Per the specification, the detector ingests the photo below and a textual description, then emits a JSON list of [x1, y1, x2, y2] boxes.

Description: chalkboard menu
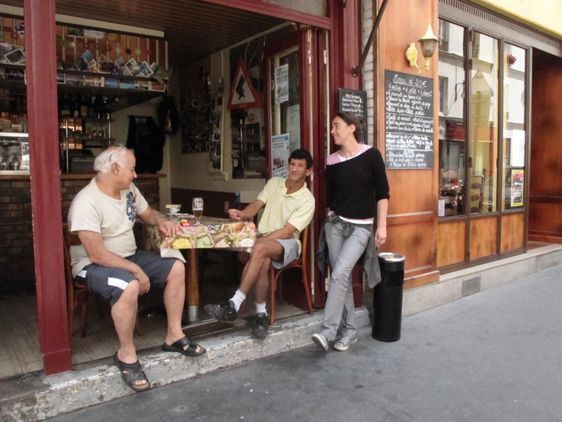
[[385, 70, 434, 169], [337, 88, 368, 144]]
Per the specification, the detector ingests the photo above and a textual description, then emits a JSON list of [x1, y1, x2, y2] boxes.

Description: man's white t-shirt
[[68, 178, 149, 277]]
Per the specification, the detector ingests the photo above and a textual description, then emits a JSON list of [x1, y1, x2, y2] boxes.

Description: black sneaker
[[251, 313, 269, 339], [204, 300, 238, 321]]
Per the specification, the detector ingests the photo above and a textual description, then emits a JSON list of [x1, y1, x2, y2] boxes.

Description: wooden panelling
[[385, 219, 436, 277], [529, 50, 562, 243], [437, 220, 466, 267], [469, 216, 498, 260], [529, 202, 562, 238], [405, 270, 440, 289], [386, 170, 436, 214], [375, 0, 439, 288], [500, 213, 525, 253]]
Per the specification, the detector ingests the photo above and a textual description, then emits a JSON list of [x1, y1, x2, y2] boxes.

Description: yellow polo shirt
[[257, 177, 315, 252]]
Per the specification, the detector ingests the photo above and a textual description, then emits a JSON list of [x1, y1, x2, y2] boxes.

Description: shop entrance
[[0, 1, 330, 378]]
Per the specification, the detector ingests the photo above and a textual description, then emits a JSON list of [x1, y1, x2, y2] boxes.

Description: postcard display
[[0, 15, 168, 92]]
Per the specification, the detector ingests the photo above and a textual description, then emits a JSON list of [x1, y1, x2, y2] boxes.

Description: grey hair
[[93, 146, 130, 173]]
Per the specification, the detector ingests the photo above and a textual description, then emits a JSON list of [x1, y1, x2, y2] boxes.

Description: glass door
[[267, 45, 301, 177], [264, 27, 328, 310]]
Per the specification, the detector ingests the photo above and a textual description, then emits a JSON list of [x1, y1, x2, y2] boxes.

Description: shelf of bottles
[[0, 88, 27, 133], [0, 132, 28, 173], [59, 93, 116, 172], [0, 87, 28, 174]]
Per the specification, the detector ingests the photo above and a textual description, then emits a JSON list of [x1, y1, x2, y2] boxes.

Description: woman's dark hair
[[334, 111, 363, 143], [289, 148, 314, 169]]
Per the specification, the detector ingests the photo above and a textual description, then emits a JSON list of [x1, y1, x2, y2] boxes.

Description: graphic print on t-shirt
[[126, 191, 137, 221]]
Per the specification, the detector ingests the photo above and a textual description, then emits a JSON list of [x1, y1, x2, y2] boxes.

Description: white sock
[[230, 289, 246, 312], [255, 302, 267, 315]]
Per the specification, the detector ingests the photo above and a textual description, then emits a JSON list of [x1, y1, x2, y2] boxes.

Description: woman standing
[[312, 111, 390, 352]]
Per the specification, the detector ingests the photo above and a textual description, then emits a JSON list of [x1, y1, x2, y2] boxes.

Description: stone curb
[[0, 309, 370, 421]]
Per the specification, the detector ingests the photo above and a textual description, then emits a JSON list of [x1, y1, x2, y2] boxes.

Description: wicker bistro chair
[[268, 226, 313, 324], [63, 227, 91, 338], [63, 226, 142, 337]]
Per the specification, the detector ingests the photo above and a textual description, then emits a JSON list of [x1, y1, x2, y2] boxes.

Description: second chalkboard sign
[[385, 70, 434, 169], [337, 88, 368, 144]]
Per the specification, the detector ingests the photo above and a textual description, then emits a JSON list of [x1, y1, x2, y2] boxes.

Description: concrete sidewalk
[[50, 262, 562, 422], [1, 244, 561, 420]]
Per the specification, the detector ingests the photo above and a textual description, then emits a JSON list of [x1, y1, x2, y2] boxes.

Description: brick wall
[[0, 178, 34, 295], [0, 175, 160, 296]]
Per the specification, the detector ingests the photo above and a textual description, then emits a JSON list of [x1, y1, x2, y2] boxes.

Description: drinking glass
[[192, 197, 204, 223]]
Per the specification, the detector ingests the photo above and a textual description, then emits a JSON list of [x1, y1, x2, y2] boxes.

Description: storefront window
[[469, 31, 499, 213], [438, 20, 465, 216], [271, 47, 300, 151], [502, 44, 526, 210]]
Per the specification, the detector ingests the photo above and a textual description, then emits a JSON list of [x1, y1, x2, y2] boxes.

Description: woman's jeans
[[319, 216, 372, 341]]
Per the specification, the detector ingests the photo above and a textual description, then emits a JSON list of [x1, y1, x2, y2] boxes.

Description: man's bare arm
[[264, 222, 298, 241], [228, 200, 265, 221], [138, 207, 180, 237]]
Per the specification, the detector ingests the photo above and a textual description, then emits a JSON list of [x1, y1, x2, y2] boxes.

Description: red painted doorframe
[[312, 0, 363, 308], [25, 0, 72, 374], [310, 28, 328, 309]]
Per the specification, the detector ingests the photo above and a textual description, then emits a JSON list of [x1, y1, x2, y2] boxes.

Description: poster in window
[[510, 169, 524, 207], [509, 129, 525, 167], [286, 104, 300, 152], [270, 133, 290, 177], [275, 64, 289, 104]]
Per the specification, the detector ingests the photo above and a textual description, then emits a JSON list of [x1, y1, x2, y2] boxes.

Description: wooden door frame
[[25, 0, 72, 375], [263, 27, 320, 311]]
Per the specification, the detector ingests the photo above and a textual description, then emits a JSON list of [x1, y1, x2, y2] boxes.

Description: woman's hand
[[375, 226, 387, 247]]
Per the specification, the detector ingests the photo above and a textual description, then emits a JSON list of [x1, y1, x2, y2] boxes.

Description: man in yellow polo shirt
[[205, 149, 315, 339]]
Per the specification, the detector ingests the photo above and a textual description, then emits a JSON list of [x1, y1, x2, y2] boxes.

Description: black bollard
[[372, 252, 405, 342]]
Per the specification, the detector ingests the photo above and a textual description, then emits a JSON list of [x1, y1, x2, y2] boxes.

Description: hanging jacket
[[316, 216, 382, 288], [157, 96, 180, 135], [126, 116, 165, 173]]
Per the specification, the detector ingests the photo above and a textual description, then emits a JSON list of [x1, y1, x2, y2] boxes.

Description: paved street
[[52, 264, 562, 422]]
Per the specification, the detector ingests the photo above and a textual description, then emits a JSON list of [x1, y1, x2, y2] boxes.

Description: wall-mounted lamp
[[406, 23, 439, 71], [419, 24, 439, 69]]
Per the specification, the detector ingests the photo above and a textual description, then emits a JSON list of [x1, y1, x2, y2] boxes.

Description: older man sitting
[[68, 145, 205, 392]]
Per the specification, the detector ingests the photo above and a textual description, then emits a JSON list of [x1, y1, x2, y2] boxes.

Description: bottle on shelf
[[80, 95, 88, 118], [60, 93, 70, 117], [72, 94, 80, 118], [89, 95, 97, 118]]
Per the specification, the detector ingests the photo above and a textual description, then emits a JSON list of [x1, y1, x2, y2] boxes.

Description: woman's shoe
[[311, 333, 329, 352], [333, 335, 358, 351]]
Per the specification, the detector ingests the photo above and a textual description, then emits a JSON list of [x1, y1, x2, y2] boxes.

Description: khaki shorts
[[272, 238, 299, 269], [75, 250, 176, 305]]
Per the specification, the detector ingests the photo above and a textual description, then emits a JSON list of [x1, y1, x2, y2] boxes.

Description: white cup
[[166, 204, 181, 216]]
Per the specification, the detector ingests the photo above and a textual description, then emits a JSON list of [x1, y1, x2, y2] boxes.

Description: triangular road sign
[[228, 59, 261, 110]]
